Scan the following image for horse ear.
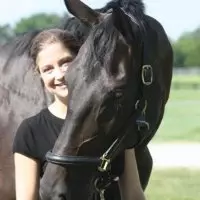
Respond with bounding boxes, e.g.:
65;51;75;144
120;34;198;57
64;0;100;26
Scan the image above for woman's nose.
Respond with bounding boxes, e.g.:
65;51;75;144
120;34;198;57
54;67;65;80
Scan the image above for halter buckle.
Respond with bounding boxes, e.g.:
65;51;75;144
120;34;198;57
142;65;153;85
98;155;111;172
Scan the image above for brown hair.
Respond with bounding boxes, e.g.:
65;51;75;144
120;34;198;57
30;28;81;71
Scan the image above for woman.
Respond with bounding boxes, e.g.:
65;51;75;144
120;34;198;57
13;28;146;200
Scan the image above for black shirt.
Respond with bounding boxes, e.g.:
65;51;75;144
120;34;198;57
13;108;124;177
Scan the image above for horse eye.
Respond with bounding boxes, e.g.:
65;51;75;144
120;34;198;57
115;89;123;98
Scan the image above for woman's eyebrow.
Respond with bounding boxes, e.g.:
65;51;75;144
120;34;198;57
41;64;53;70
58;56;74;65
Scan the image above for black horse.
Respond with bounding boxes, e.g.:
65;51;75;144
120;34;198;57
40;0;173;200
0;0;172;200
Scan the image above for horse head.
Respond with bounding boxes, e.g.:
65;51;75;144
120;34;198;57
40;0;173;200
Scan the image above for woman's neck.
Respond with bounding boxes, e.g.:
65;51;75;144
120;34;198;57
48;97;67;119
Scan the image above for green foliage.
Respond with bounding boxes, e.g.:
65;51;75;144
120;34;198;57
173;27;200;67
13;13;63;35
184;40;200;66
0;24;14;44
172;44;186;67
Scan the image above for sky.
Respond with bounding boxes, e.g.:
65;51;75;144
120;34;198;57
0;0;199;41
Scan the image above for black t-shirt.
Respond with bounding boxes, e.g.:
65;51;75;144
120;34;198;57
13;108;124;177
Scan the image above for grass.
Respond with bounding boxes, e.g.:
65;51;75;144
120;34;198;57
148;74;200;142
145;169;200;200
152;88;200;142
172;75;200;84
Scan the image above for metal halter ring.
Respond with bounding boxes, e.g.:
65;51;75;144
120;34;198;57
135;100;148;115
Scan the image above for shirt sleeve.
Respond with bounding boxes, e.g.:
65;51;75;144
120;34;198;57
13;119;39;160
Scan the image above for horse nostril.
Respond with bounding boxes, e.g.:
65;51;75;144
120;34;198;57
59;194;67;200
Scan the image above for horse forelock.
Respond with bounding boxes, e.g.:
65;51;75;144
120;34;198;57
91;18;118;71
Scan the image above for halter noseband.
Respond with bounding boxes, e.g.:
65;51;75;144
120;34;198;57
46;135;126;172
46;136;127;199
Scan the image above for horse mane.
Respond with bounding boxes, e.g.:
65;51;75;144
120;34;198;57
10;30;40;56
102;0;145;16
0;30;51;115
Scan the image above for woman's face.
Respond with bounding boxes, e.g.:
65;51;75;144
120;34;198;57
36;42;76;99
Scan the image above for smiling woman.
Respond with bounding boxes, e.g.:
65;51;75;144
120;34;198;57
12;28;81;200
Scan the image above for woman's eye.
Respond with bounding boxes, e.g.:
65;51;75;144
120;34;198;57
60;63;68;70
43;67;53;73
62;62;68;67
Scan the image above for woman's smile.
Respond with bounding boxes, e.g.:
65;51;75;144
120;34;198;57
55;83;67;89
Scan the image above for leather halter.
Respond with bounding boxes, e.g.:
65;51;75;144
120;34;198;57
46;152;100;167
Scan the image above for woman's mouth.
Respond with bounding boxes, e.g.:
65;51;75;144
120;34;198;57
55;83;67;89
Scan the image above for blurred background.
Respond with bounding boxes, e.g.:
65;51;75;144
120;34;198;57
1;0;199;199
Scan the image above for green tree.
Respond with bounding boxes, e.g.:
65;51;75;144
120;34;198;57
173;27;200;67
0;24;14;44
184;39;200;66
13;13;63;35
172;44;186;67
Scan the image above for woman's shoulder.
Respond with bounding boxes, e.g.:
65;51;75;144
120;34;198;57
24;108;49;126
13;108;49;147
26;107;64;128
13;108;51;159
